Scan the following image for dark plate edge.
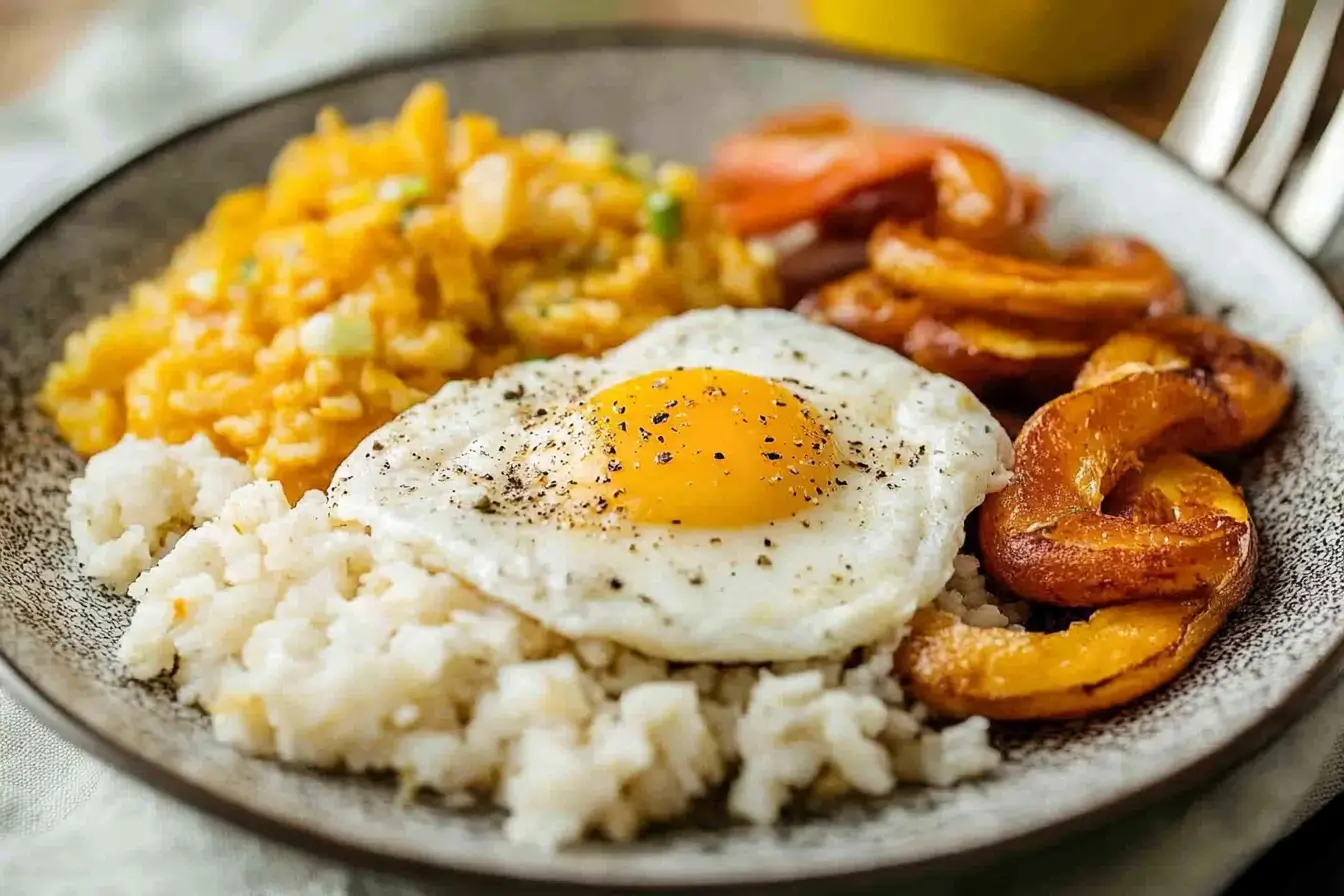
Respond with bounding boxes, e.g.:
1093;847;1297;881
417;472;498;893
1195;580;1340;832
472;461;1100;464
1;23;1342;892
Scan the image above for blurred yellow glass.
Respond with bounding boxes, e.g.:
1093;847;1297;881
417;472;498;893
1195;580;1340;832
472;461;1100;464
804;0;1200;90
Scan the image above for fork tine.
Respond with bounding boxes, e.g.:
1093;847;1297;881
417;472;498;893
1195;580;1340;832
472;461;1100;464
1162;0;1286;180
1226;0;1344;211
1271;92;1344;257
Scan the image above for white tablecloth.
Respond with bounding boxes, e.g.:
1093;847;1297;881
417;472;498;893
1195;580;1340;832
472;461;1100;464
3;3;1343;893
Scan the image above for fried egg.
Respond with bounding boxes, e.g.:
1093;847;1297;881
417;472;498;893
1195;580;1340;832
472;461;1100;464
330;309;1012;662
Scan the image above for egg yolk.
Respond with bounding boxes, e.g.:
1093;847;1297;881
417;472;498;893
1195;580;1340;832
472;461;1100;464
573;368;841;527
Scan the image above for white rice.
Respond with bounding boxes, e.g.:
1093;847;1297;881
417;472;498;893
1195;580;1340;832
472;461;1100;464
68;436;1006;850
66;435;253;591
934;553;1030;629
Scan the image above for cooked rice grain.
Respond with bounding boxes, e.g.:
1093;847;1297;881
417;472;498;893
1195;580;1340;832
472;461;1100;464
66;435;252;590
70;438;1001;849
41;82;778;498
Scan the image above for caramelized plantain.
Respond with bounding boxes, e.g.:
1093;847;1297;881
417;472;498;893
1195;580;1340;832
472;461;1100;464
796;269;925;351
978;372;1253;606
899;453;1257;720
903;315;1092;400
1076;315;1291;451
869;224;1184;324
930;144;1014;249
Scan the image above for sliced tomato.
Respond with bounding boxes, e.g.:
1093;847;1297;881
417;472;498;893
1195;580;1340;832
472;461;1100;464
708;111;973;236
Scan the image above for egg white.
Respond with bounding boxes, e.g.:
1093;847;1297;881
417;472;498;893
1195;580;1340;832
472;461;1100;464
329;309;1012;662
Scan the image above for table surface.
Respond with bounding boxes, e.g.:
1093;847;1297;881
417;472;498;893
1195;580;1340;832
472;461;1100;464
1;2;1342;894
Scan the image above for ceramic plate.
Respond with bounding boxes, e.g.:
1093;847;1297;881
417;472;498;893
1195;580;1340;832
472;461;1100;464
2;28;1343;891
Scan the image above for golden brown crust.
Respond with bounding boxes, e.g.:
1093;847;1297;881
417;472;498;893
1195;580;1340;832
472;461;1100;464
900;456;1258;720
978;372;1248;606
869;223;1184;323
1076;315;1292;452
795;269;925;351
903;315;1092;400
930;144;1015;249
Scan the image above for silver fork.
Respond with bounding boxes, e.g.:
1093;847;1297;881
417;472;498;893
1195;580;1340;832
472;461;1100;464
1162;0;1344;259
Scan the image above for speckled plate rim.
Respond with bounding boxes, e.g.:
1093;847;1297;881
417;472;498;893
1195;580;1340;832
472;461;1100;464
2;25;1343;893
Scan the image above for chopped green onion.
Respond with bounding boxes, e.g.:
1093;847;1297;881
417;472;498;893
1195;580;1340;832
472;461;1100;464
645;190;683;242
236;257;259;286
298;312;375;358
377;175;429;203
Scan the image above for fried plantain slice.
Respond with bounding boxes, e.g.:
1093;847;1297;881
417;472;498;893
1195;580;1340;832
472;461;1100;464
898;453;1257;720
903;315;1093;400
1076;315;1292;451
979;371;1253;606
1062;237;1186;317
796;269;925;351
930;144;1014;249
869;223;1185;323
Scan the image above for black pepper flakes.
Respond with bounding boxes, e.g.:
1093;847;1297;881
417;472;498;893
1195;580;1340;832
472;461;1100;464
502;384;525;401
609;577;624;590
655;452;673;464
608;460;623;472
756;554;773;567
713;452;725;460
652;411;670;425
473;495;498;514
763;451;782;461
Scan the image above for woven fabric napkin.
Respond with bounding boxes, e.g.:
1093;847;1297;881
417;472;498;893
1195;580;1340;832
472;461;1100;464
3;3;1343;893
